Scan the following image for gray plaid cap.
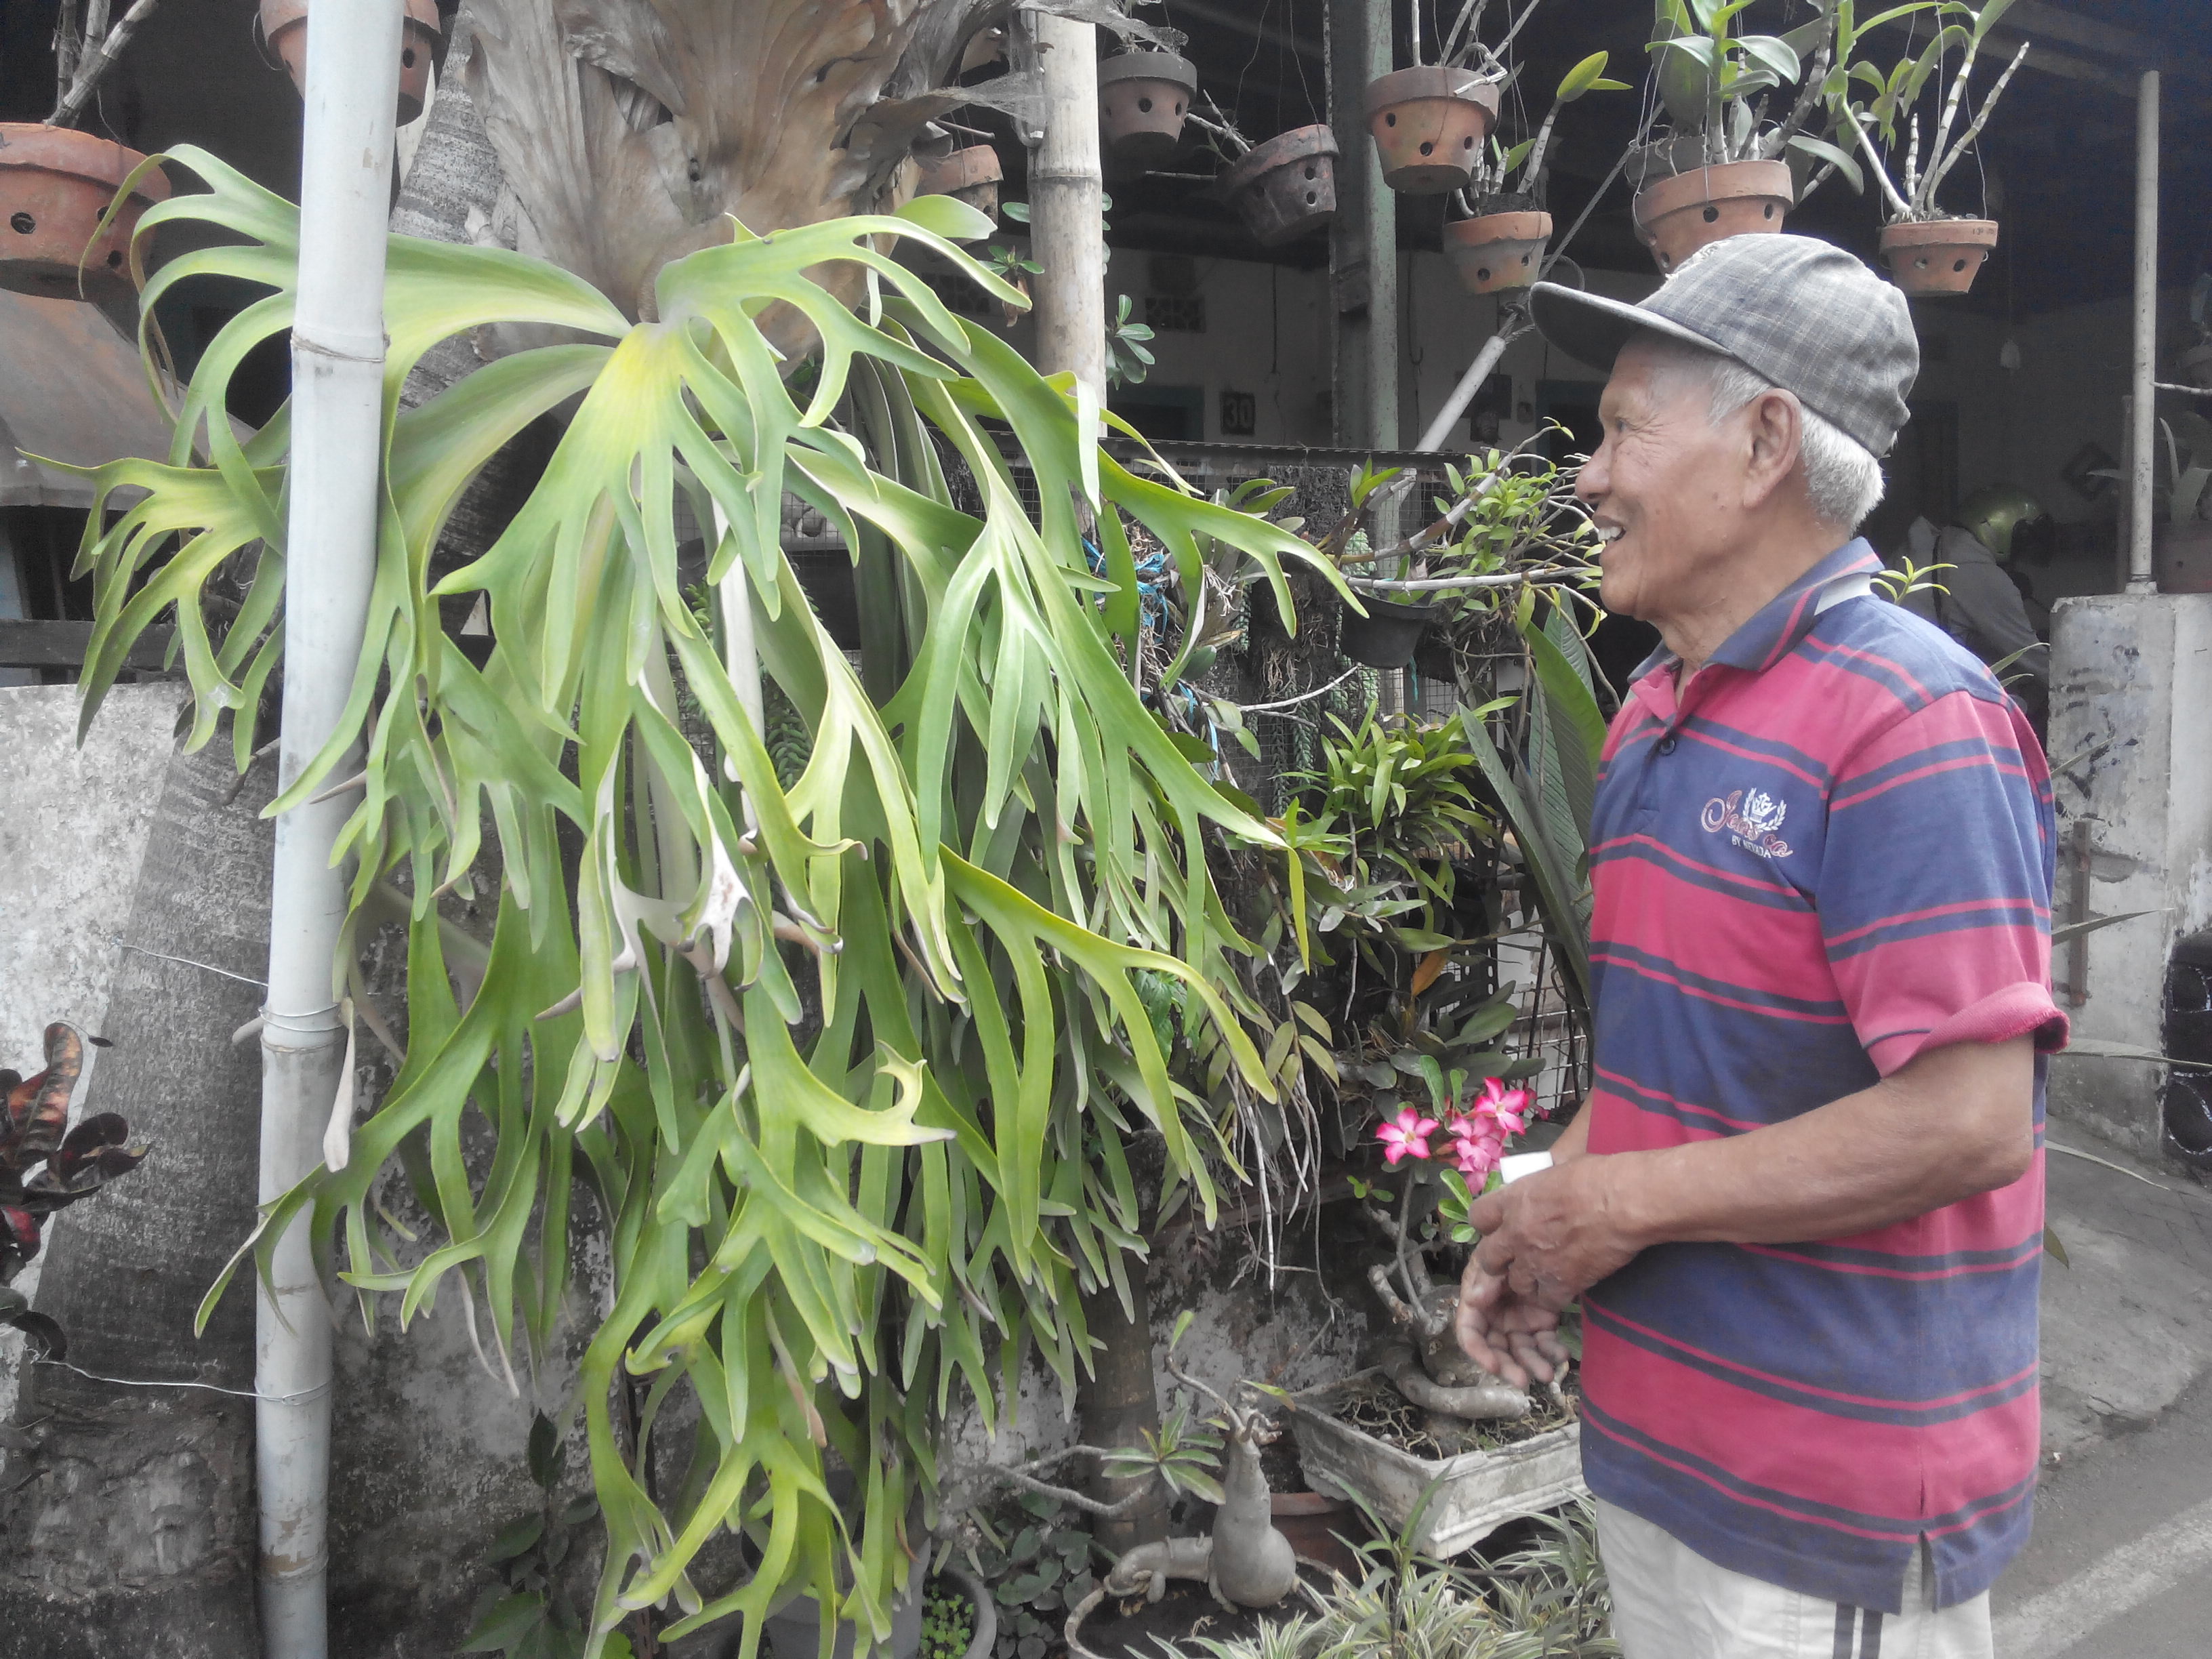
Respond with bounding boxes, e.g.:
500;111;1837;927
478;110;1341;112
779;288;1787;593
1528;235;1919;457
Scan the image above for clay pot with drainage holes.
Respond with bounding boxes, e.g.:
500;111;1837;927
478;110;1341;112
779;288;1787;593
914;144;1002;228
1222;125;1338;247
1444;208;1552;294
1879;218;1999;297
1631;159;1793;274
1364;66;1498;195
261;0;445;125
0;124;169;310
1098;52;1197;169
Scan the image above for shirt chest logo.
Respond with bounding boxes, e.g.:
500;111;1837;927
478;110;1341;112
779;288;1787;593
1701;787;1795;859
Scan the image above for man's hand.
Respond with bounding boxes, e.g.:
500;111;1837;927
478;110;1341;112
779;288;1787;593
1454;1261;1568;1388
1454;1155;1643;1383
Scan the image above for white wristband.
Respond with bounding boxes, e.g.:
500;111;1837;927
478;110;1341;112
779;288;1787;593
1498;1150;1553;1185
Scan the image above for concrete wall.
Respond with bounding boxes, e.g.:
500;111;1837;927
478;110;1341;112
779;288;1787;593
0;682;184;1417
2046;593;2212;1155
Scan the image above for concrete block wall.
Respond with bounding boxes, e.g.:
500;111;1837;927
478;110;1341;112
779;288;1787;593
2046;593;2212;1155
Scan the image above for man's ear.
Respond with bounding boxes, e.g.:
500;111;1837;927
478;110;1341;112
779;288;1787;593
1740;389;1805;511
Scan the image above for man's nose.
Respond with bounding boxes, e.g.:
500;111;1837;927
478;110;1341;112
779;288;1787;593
1576;441;1608;504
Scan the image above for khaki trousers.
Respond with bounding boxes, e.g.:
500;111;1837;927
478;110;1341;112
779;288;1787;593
1595;1500;1995;1659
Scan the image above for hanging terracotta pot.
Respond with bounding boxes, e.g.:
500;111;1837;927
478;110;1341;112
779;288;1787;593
1631;159;1794;274
1363;67;1498;195
262;0;445;125
914;144;1002;228
1097;52;1197;169
0;124;169;308
1444;209;1553;294
1221;125;1338;247
1879;218;1999;297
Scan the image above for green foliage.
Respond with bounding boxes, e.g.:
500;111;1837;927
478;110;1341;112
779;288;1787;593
966;1492;1099;1659
921;1585;977;1659
81;147;1347;1659
461;1412;633;1659
1108;293;1157;389
1099;1395;1229;1505
1162;1498;1617;1659
1826;0;2031;219
1648;0;1815;152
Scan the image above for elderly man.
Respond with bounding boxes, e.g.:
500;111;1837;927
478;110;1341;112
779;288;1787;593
1455;237;2065;1659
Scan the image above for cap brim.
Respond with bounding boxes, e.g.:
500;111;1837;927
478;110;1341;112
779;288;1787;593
1528;281;1733;373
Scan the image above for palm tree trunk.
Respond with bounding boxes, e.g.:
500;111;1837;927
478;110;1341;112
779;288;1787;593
0;739;274;1655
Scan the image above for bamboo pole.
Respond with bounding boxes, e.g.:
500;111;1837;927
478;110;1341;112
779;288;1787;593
257;4;405;1655
1031;11;1107;396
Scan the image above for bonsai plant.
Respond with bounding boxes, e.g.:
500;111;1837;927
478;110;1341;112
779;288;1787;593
1443;52;1627;295
0;1;170;319
1830;0;2032;295
1633;0;1849;272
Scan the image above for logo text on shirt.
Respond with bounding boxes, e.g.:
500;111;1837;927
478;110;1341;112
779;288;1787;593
1701;788;1794;859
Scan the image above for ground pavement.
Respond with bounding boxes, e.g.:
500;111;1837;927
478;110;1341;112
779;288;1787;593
1990;1120;2212;1656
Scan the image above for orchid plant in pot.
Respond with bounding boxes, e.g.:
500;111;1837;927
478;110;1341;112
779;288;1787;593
1361;0;1547;196
1830;0;2032;296
1633;0;1855;273
1444;51;1627;295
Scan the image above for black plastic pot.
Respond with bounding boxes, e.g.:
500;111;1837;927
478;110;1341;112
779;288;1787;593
1338;595;1435;668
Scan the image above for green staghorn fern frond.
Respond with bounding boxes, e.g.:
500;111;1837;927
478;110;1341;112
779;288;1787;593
74;146;1343;1657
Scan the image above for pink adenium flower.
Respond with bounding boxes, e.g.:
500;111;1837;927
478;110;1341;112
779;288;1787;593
1376;1107;1439;1166
1440;1078;1534;1183
1473;1076;1532;1136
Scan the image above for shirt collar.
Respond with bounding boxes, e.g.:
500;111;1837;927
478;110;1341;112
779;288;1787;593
1628;537;1883;691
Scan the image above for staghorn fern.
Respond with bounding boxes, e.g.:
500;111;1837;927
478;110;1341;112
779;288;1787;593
71;146;1340;1657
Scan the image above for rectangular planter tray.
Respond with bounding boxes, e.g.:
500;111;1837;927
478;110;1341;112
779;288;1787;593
1283;1370;1585;1558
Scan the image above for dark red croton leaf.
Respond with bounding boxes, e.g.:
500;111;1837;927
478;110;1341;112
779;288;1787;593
22;1113;150;1212
1;1025;84;1171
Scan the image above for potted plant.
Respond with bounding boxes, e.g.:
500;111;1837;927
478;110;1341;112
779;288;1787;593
914;138;1004;229
1443;52;1626;295
260;0;446;125
0;123;168;312
1631;0;1849;272
1098;48;1199;169
1;3;172;314
1220;124;1340;248
1831;0;2032;296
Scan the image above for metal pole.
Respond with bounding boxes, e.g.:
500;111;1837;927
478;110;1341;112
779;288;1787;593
2127;68;2159;595
258;3;404;1655
1031;12;1107;395
1416;316;1523;453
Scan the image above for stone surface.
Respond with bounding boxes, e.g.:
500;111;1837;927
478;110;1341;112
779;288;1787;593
2045;594;2212;1154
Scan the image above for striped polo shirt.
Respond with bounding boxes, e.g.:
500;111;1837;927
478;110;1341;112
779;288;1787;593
1576;536;2068;1614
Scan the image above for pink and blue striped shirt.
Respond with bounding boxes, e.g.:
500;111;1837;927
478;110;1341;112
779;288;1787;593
1578;537;2068;1614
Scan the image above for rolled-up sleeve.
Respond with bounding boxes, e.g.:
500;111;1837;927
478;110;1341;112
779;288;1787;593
1816;687;2068;1075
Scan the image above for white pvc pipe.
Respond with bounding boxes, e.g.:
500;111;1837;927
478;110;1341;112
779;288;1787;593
258;4;405;1656
1416;322;1519;454
2127;68;2160;595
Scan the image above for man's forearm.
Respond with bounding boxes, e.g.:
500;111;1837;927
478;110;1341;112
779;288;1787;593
1593;1036;2035;1250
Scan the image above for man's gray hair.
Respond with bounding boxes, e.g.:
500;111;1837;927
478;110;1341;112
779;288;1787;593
1645;338;1887;531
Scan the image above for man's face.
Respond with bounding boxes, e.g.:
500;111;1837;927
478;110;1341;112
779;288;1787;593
1576;338;1748;626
